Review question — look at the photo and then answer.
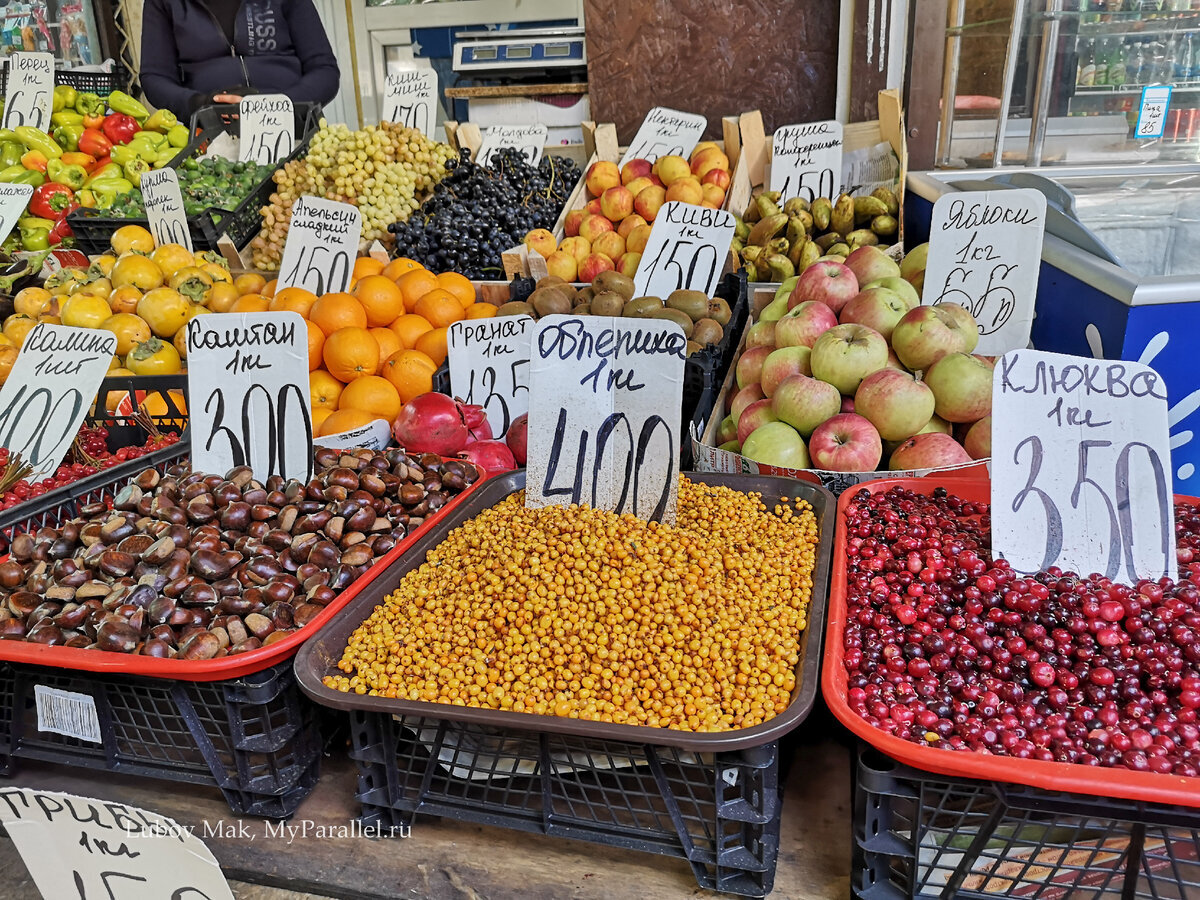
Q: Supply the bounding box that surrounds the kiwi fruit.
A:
[576,286,595,304]
[649,308,694,338]
[623,296,664,317]
[573,303,591,316]
[591,291,626,317]
[496,301,535,318]
[594,270,636,300]
[537,275,565,288]
[530,286,573,318]
[665,290,710,322]
[692,318,724,347]
[707,297,732,327]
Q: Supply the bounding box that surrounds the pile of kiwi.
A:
[495,272,731,356]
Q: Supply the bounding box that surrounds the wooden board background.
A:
[584,0,840,142]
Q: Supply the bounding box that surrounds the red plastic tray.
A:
[823,475,1200,809]
[0,464,493,682]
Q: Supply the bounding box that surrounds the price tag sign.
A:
[633,201,735,298]
[1136,85,1172,139]
[922,189,1047,356]
[141,168,193,251]
[382,68,438,138]
[770,120,844,201]
[0,183,32,243]
[0,788,233,900]
[2,52,54,130]
[0,325,115,479]
[239,93,295,164]
[313,418,392,451]
[992,349,1176,585]
[476,124,548,167]
[276,196,361,295]
[619,107,707,166]
[448,315,533,437]
[187,312,314,483]
[526,316,685,523]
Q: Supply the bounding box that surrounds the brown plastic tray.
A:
[294,471,834,752]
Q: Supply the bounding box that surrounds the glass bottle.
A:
[1095,37,1110,83]
[1079,39,1097,85]
[1176,31,1194,81]
[1109,36,1128,83]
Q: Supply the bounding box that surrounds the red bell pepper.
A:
[78,128,112,159]
[30,182,76,220]
[60,151,96,170]
[91,154,111,172]
[101,113,139,146]
[20,150,48,173]
[48,215,74,247]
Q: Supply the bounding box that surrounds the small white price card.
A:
[992,348,1176,585]
[1136,85,1172,139]
[187,312,314,482]
[382,68,438,138]
[276,196,361,295]
[239,93,295,164]
[0,324,115,479]
[448,315,533,437]
[633,201,735,298]
[0,183,32,244]
[141,167,193,251]
[526,316,685,523]
[2,52,54,131]
[0,788,234,900]
[922,188,1047,356]
[313,418,392,451]
[476,124,548,167]
[619,107,707,166]
[770,120,844,201]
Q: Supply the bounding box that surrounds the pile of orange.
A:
[303,258,497,436]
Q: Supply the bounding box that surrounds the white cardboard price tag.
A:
[187,312,314,482]
[1136,85,1172,139]
[0,183,32,244]
[526,316,685,523]
[448,315,533,437]
[619,107,707,166]
[313,418,392,451]
[276,196,360,295]
[476,124,548,167]
[922,189,1046,356]
[382,68,438,138]
[2,52,54,130]
[0,324,115,479]
[0,788,234,900]
[141,168,193,251]
[770,120,844,201]
[992,348,1176,585]
[632,201,735,298]
[238,93,296,164]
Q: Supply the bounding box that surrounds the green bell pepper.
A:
[74,92,104,119]
[167,124,190,149]
[46,159,88,190]
[106,91,149,122]
[50,110,84,128]
[18,218,53,251]
[14,127,62,159]
[0,141,23,169]
[110,145,136,166]
[87,177,132,208]
[85,162,120,184]
[52,124,82,153]
[142,109,177,133]
[0,165,43,186]
[153,148,178,167]
[123,158,150,182]
[53,85,77,113]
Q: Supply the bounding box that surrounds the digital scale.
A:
[452,27,586,79]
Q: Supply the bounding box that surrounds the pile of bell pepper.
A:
[0,86,191,250]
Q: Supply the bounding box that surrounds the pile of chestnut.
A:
[0,447,481,660]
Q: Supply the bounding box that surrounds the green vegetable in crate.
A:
[101,157,275,218]
[52,85,77,112]
[106,91,150,122]
[167,124,189,148]
[74,92,105,120]
[142,109,177,134]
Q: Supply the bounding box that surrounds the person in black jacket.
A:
[140,0,340,119]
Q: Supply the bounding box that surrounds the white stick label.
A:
[448,315,533,438]
[633,201,734,298]
[382,69,438,138]
[770,120,843,201]
[239,93,295,164]
[2,52,54,130]
[476,124,548,167]
[620,107,707,166]
[141,168,193,251]
[277,196,361,295]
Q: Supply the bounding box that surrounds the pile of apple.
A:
[715,243,993,473]
[523,144,732,284]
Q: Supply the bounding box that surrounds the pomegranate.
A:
[459,401,493,443]
[392,393,469,456]
[460,440,516,472]
[506,413,528,465]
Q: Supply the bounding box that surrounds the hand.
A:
[213,93,243,103]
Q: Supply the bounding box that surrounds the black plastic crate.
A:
[853,745,1200,899]
[0,64,127,98]
[189,101,324,139]
[88,373,188,450]
[0,658,320,818]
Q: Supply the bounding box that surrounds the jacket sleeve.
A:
[284,0,341,106]
[139,0,205,118]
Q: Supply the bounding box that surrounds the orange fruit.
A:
[383,257,422,281]
[309,292,368,334]
[0,345,18,385]
[323,326,379,382]
[389,313,433,350]
[311,407,332,434]
[318,407,376,437]
[310,369,344,411]
[353,257,385,280]
[338,375,402,421]
[414,289,465,329]
[270,286,319,317]
[381,349,436,404]
[465,302,498,320]
[353,275,406,327]
[262,278,278,299]
[436,271,476,310]
[369,327,401,371]
[234,273,267,295]
[397,268,439,312]
[207,282,241,312]
[306,320,325,371]
[413,327,448,366]
[230,295,270,313]
[14,286,52,318]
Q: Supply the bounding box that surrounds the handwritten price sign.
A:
[239,94,295,164]
[276,197,361,296]
[141,168,193,251]
[620,107,707,166]
[2,52,54,130]
[448,315,532,437]
[1136,85,1172,139]
[633,201,735,298]
[992,349,1175,585]
[770,120,843,202]
[476,124,548,167]
[922,189,1047,356]
[0,183,32,243]
[382,68,438,138]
